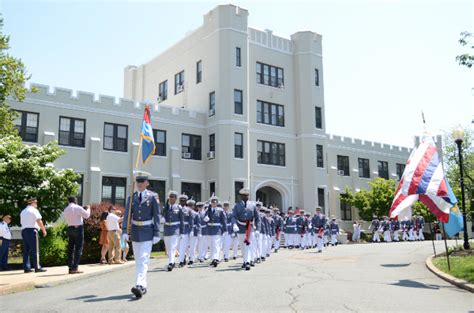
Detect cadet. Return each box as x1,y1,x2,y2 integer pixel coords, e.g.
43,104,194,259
284,209,297,248
401,217,409,241
197,202,209,262
20,197,47,273
205,195,227,267
222,201,237,262
382,216,392,243
178,194,193,267
415,215,425,241
312,207,326,252
295,209,305,249
391,218,400,242
272,208,283,252
0,214,12,271
369,216,381,243
162,191,184,271
187,200,200,265
122,173,161,299
254,202,264,263
329,216,339,246
231,188,260,271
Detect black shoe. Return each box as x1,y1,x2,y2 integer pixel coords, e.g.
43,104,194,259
199,259,204,263
245,263,251,271
233,256,236,260
178,262,184,268
274,249,278,253
167,264,173,272
289,245,294,249
213,259,219,267
256,258,261,264
131,285,146,299
24,269,33,273
224,258,229,262
172,263,176,268
183,257,187,265
266,254,270,257
35,268,46,273
241,263,246,269
250,261,255,267
261,257,266,262
188,261,194,266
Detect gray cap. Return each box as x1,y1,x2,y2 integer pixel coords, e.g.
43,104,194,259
239,188,250,195
168,190,179,198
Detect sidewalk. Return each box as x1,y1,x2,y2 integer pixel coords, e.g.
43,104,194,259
0,261,135,295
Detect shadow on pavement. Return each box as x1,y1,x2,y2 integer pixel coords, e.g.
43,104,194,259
75,294,135,302
381,263,411,268
390,279,439,289
215,268,242,272
67,295,96,300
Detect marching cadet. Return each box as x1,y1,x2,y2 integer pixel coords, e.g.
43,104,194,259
415,215,425,241
433,222,442,240
254,202,264,263
122,173,161,299
162,191,184,272
0,214,12,271
231,188,260,271
272,208,283,252
178,195,193,267
369,215,381,243
205,195,227,267
391,218,400,242
401,217,409,241
197,202,209,262
187,200,200,265
222,201,235,262
260,207,270,261
20,197,47,273
295,209,305,249
329,216,340,246
311,207,326,252
382,216,392,243
408,217,415,241
267,209,276,256
304,212,312,249
284,209,297,248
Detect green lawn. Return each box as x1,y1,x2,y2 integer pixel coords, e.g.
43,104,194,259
151,251,166,258
432,255,474,284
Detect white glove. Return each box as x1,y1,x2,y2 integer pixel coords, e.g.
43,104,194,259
203,216,210,222
160,217,165,223
122,233,129,242
233,224,239,232
152,236,160,244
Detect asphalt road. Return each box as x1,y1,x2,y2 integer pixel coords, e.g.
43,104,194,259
1,240,472,312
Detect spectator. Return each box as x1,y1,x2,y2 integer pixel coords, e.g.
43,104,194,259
106,205,123,264
99,211,109,264
0,214,12,271
352,220,361,242
63,196,91,274
20,197,47,273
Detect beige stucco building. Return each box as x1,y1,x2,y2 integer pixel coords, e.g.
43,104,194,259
8,4,412,227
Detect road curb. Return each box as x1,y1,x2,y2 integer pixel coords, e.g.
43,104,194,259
425,255,474,293
0,282,35,296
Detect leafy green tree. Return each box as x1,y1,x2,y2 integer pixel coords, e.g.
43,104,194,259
0,135,80,225
456,31,474,68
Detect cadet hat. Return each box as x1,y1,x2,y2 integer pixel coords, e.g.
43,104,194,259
168,190,179,198
179,194,189,201
223,201,230,206
272,207,280,212
187,199,196,206
196,202,204,207
210,195,219,202
316,207,322,211
134,170,151,183
239,188,250,195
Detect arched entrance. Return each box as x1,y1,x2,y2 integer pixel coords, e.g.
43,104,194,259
254,180,290,212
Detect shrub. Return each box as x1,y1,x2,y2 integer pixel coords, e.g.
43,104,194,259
41,223,68,267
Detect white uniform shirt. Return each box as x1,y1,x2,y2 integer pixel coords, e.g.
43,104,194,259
63,203,90,226
0,222,12,240
106,213,120,231
20,205,42,230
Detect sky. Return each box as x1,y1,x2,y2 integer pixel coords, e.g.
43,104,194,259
1,0,473,148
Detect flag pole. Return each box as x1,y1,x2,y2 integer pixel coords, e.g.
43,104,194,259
428,220,436,257
441,223,451,271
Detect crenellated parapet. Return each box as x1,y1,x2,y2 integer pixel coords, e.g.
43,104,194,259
327,133,412,156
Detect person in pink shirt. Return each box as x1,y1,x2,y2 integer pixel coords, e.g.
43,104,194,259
63,196,90,274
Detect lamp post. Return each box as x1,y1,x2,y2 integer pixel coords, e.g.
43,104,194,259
452,127,470,250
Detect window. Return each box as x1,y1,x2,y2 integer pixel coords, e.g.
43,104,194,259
209,91,215,116
59,116,85,147
318,188,325,210
315,106,323,129
236,47,241,67
396,163,406,180
256,100,284,127
14,111,39,142
153,129,166,156
182,134,201,160
337,155,350,176
378,161,389,179
148,180,166,205
234,181,244,202
256,62,284,87
234,133,243,159
209,182,215,197
358,158,370,178
315,68,320,86
181,182,201,202
234,89,243,115
174,70,185,94
196,60,202,84
316,144,324,168
257,140,285,166
209,134,215,152
103,123,128,152
158,80,168,101
340,197,352,221
76,174,84,205
102,176,126,206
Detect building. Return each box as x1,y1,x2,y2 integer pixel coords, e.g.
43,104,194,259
8,4,412,227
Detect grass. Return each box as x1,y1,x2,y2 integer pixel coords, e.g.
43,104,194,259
151,251,166,258
432,255,474,284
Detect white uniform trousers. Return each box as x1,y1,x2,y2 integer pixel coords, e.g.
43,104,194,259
198,235,209,260
435,233,442,240
164,235,179,264
393,230,400,241
178,234,190,263
208,235,221,261
188,235,199,262
274,236,280,250
323,235,329,245
285,233,295,247
237,233,252,263
222,233,232,259
417,229,424,240
266,235,272,255
316,235,324,252
383,231,391,242
372,231,381,242
330,234,337,245
256,232,263,258
231,235,239,258
402,231,409,241
261,234,267,256
131,240,152,288
408,229,415,241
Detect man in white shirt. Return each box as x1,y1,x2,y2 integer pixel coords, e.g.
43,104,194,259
63,196,91,274
20,198,47,273
106,206,123,264
0,214,12,271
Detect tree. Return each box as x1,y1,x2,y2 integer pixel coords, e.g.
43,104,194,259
341,178,431,221
456,31,474,68
0,135,80,225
